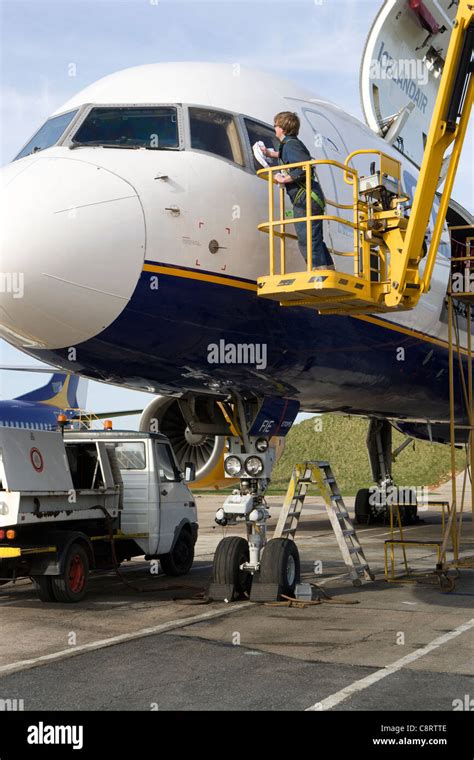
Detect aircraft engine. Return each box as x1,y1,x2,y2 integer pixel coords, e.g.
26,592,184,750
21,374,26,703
139,395,285,490
139,396,227,488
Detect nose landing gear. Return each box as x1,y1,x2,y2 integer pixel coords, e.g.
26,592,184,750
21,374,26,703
209,395,300,603
210,527,301,603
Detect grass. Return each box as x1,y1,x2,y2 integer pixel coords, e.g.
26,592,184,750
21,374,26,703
267,414,464,495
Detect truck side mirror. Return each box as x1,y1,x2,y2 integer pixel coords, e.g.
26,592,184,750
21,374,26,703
184,462,196,482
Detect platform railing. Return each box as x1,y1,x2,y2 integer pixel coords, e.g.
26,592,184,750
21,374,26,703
257,158,361,277
257,149,405,285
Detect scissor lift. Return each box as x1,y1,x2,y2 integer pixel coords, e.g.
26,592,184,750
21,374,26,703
257,0,473,316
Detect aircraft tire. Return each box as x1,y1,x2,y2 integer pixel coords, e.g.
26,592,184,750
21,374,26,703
259,538,300,599
354,488,372,524
212,536,251,598
400,505,418,525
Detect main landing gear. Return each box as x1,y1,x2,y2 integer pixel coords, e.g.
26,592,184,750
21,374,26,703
354,419,418,526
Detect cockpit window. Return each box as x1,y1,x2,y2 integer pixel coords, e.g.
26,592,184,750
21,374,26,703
72,106,179,149
244,118,280,171
189,108,244,165
14,110,79,161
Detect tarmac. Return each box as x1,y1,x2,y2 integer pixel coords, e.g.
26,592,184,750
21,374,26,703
0,492,472,711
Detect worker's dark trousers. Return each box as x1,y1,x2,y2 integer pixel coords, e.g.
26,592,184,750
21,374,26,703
294,196,334,269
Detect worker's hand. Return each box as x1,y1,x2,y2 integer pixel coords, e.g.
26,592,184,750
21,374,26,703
274,173,288,184
260,145,268,156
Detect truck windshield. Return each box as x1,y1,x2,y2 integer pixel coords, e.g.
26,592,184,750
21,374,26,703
14,110,79,160
72,106,179,149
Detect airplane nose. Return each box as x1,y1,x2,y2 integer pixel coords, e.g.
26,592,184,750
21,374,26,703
0,156,146,349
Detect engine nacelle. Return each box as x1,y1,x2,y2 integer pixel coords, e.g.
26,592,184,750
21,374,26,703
139,395,286,490
139,396,227,489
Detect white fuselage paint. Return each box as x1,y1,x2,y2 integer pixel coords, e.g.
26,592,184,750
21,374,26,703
0,63,461,365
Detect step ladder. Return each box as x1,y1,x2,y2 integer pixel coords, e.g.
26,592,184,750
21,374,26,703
274,461,374,585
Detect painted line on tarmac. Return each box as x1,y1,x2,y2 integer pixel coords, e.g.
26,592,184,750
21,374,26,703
305,616,474,711
0,602,254,678
313,573,349,585
377,525,422,538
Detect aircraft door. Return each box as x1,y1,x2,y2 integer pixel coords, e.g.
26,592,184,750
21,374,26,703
300,108,354,257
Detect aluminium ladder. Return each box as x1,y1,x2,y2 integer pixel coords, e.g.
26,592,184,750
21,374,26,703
274,461,374,585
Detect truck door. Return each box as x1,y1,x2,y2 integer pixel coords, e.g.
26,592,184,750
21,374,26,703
110,440,152,552
154,441,191,555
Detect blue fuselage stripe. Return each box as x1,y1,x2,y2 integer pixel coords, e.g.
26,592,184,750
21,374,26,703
24,265,466,424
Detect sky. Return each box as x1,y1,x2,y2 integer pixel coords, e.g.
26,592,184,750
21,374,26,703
0,0,472,426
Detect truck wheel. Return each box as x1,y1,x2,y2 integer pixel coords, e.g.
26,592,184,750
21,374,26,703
31,575,57,603
160,529,194,576
212,536,251,597
259,538,300,599
51,543,89,603
354,488,372,524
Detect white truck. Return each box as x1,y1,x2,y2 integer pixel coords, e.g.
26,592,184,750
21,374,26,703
0,428,198,602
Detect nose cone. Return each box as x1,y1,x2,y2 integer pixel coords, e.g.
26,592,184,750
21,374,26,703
0,156,146,349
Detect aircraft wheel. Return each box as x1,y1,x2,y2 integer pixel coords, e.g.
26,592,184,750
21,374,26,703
212,536,251,598
354,488,372,524
259,538,300,599
400,505,418,525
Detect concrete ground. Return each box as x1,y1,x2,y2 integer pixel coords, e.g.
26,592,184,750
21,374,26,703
0,494,473,711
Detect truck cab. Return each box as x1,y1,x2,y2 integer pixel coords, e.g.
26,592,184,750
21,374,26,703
0,428,198,602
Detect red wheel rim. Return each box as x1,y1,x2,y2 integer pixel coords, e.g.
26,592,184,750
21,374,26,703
68,554,85,594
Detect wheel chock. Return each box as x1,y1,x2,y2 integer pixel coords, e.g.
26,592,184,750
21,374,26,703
249,575,281,602
207,582,237,602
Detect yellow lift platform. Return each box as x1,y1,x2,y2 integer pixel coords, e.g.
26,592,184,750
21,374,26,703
257,0,473,316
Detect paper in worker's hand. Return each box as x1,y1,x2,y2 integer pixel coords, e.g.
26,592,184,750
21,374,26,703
253,141,269,168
